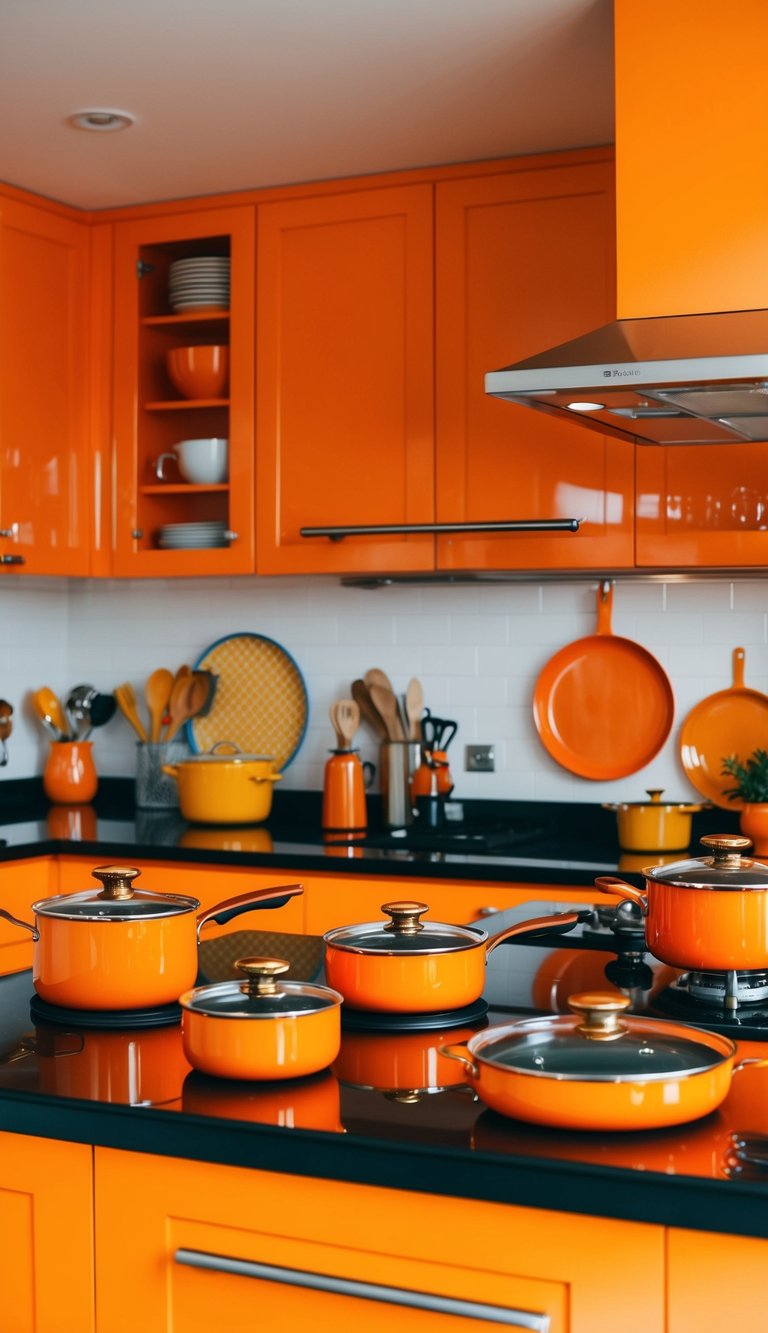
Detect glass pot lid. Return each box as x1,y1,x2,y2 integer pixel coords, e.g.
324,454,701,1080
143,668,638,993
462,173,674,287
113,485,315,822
645,834,768,890
180,958,343,1018
323,902,487,955
468,993,735,1081
33,866,199,921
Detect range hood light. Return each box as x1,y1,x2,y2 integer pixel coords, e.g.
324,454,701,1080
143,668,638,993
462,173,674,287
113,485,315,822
567,401,605,412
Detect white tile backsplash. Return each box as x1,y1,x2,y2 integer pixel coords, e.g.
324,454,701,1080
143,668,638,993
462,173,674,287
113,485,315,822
3,574,768,805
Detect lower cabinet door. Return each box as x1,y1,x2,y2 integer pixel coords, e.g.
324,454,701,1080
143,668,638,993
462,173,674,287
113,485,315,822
0,1132,94,1333
667,1228,768,1331
95,1148,664,1333
0,858,57,975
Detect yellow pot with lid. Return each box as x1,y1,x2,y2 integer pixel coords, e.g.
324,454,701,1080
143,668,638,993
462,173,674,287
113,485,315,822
163,742,282,824
603,789,706,852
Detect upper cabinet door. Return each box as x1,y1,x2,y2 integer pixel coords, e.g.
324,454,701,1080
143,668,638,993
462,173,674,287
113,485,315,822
112,206,256,577
0,194,92,575
435,156,635,572
255,185,434,575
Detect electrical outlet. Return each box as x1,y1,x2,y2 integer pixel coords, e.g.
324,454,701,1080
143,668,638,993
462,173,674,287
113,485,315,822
465,744,495,773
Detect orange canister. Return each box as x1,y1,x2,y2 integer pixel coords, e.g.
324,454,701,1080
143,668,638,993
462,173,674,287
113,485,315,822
321,749,373,832
180,957,343,1080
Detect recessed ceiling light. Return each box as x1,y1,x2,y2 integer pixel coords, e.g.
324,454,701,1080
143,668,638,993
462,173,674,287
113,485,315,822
68,108,135,133
566,401,605,412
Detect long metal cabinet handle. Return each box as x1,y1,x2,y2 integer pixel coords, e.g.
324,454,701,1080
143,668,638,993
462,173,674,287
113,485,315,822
0,555,25,565
174,1249,550,1329
300,519,582,541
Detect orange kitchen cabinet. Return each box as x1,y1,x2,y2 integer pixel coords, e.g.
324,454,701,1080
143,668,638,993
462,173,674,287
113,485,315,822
55,856,305,935
255,184,435,575
0,189,93,576
0,1131,94,1333
111,205,256,576
615,0,768,319
95,1146,664,1332
435,151,633,573
667,1229,768,1331
636,443,768,568
0,857,57,975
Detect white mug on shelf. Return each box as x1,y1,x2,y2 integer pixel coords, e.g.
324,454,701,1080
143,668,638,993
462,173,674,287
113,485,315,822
155,437,228,485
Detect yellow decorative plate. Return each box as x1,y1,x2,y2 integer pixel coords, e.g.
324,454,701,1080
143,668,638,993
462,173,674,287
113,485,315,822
188,633,308,770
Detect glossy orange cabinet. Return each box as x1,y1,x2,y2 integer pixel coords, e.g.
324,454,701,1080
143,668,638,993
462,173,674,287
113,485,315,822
94,1146,664,1332
111,205,256,576
0,1132,94,1332
0,857,57,975
0,189,93,576
667,1229,768,1331
255,183,435,575
435,152,633,572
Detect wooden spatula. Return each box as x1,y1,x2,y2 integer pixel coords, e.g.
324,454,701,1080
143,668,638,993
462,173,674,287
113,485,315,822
368,682,406,742
351,679,389,739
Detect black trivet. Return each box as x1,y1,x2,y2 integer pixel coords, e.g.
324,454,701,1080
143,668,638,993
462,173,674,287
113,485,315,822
30,994,182,1029
341,996,488,1032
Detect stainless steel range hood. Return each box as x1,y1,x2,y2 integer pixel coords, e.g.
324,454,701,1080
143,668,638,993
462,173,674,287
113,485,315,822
485,308,768,445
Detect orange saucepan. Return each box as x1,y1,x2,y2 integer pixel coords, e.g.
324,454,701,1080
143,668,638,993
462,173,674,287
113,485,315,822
596,833,768,971
440,991,767,1132
323,901,587,1013
0,864,302,1011
180,957,343,1080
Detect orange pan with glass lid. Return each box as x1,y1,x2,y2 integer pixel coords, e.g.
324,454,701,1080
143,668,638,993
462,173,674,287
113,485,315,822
679,646,768,810
533,582,674,780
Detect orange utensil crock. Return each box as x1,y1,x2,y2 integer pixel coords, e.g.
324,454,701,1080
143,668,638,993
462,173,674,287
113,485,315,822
43,741,98,804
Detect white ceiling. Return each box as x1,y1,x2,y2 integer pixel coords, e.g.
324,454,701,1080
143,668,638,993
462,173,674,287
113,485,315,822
0,0,614,212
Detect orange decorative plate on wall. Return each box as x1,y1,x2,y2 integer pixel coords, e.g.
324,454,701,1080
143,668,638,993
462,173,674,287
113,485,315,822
679,647,768,810
188,633,308,771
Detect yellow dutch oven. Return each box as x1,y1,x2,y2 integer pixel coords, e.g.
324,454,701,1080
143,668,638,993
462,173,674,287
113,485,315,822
603,788,706,852
163,742,281,824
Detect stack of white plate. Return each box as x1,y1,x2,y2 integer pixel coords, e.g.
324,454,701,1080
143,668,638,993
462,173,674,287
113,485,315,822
157,521,230,550
168,257,230,313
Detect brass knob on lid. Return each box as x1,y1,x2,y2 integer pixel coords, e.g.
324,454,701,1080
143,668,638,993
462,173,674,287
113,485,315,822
568,991,631,1041
235,957,290,997
91,865,141,900
381,902,429,934
700,834,753,867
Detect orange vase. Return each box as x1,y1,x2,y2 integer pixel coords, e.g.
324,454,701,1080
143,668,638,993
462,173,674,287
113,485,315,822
43,741,98,805
739,803,768,855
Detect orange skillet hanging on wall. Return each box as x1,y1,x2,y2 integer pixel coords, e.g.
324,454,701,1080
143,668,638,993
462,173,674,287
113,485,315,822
679,646,768,810
533,582,674,780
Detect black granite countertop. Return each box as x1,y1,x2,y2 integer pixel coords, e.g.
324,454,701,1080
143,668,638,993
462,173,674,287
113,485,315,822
0,780,743,888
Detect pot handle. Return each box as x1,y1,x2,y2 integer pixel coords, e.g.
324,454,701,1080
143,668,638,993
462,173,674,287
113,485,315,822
248,773,283,786
161,765,179,781
485,909,591,956
0,907,39,941
594,876,648,915
732,1057,768,1076
438,1043,478,1079
196,883,303,936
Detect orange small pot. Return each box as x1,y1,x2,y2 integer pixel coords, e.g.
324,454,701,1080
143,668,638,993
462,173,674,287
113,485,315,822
440,992,755,1132
323,901,585,1013
180,958,342,1080
596,833,768,971
0,864,303,1011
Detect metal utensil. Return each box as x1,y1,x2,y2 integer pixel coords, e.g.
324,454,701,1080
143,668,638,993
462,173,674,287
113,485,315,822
32,687,70,741
64,684,98,740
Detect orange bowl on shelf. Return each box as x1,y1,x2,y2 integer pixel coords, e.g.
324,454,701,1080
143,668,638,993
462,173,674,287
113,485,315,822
165,345,229,400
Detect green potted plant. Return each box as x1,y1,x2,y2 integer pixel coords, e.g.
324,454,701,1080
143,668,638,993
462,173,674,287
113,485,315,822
721,748,768,850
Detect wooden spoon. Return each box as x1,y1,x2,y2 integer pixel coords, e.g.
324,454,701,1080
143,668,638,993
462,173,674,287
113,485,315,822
404,677,425,741
164,673,210,742
368,682,406,742
351,679,389,740
113,683,149,743
145,668,174,743
330,699,360,750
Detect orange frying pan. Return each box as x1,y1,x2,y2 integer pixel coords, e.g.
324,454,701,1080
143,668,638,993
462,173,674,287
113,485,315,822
679,646,768,810
533,582,674,780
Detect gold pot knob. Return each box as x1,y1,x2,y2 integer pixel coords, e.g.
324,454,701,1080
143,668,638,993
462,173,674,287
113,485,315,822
235,957,290,997
91,865,141,900
568,991,631,1041
700,834,753,867
381,902,429,934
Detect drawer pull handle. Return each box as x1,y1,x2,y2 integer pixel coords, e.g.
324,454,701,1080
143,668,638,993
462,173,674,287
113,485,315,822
0,554,24,566
300,519,582,542
174,1249,550,1329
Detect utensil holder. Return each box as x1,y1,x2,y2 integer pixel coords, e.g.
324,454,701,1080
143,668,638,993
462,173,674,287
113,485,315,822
379,740,421,828
135,739,189,809
322,750,375,832
43,741,98,805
